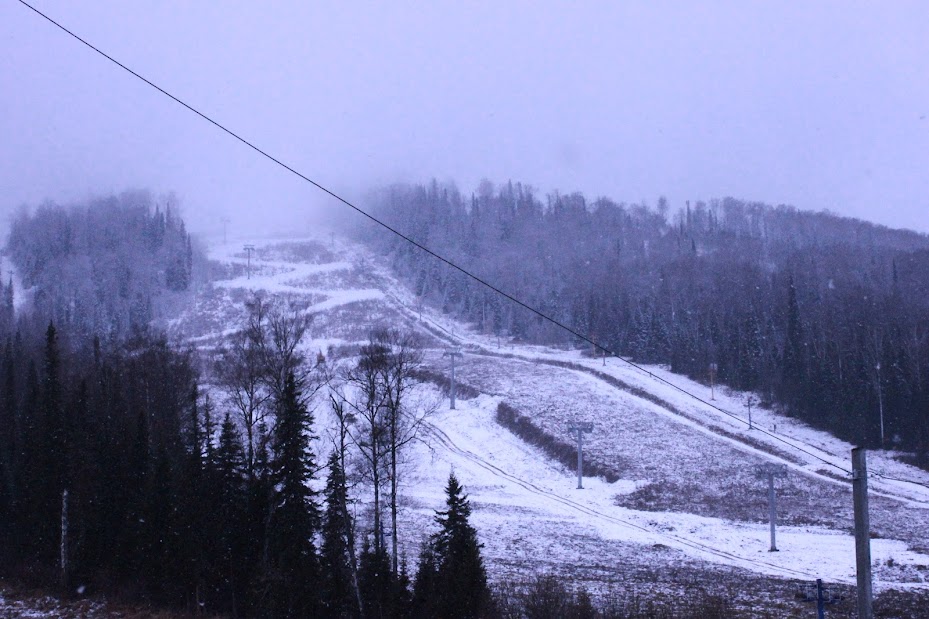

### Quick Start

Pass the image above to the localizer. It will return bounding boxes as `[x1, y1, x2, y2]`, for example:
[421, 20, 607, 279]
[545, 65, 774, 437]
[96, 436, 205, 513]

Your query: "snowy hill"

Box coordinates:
[167, 231, 929, 611]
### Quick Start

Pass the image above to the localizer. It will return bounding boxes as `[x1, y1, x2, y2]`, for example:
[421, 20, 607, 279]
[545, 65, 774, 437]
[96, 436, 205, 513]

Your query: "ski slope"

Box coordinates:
[168, 232, 929, 597]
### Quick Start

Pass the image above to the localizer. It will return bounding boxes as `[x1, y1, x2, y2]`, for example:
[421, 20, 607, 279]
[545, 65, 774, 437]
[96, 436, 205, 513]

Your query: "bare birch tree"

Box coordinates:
[341, 327, 433, 576]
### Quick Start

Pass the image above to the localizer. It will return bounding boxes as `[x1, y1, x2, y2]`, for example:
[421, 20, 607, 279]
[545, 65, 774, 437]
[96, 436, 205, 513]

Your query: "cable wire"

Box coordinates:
[18, 0, 929, 491]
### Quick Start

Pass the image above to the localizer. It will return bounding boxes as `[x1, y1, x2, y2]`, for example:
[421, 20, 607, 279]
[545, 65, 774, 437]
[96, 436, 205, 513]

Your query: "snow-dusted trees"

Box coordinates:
[7, 192, 201, 339]
[361, 181, 929, 456]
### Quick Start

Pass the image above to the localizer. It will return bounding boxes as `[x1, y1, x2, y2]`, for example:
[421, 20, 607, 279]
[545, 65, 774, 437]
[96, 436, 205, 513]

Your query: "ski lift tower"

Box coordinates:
[754, 462, 788, 551]
[243, 244, 255, 279]
[567, 421, 594, 489]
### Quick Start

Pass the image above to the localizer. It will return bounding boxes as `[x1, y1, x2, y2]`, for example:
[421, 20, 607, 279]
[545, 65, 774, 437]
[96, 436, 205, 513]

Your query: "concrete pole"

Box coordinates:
[852, 448, 873, 619]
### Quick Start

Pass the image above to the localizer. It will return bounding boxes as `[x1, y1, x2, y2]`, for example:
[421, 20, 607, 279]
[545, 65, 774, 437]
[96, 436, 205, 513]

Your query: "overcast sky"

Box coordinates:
[1, 1, 927, 237]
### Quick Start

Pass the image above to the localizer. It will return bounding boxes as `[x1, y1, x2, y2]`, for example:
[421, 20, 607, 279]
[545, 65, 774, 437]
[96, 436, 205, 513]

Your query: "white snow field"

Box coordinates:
[167, 231, 929, 606]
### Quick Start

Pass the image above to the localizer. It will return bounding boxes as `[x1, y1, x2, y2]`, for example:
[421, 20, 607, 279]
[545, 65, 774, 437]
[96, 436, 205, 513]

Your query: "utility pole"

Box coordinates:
[443, 347, 462, 410]
[243, 244, 255, 280]
[746, 395, 755, 430]
[567, 422, 594, 489]
[852, 448, 874, 619]
[220, 216, 230, 245]
[754, 463, 787, 551]
[708, 362, 718, 400]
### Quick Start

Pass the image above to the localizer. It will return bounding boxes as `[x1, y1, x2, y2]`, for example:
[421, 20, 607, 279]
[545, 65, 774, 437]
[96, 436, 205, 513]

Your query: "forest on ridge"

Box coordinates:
[359, 180, 929, 460]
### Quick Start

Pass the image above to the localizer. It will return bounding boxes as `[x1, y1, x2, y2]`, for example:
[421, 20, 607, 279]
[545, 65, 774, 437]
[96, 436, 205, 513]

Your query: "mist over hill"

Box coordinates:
[357, 180, 929, 458]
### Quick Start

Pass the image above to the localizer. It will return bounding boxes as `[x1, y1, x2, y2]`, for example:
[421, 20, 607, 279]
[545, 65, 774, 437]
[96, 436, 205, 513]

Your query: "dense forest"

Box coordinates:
[0, 196, 495, 618]
[359, 181, 929, 459]
[6, 191, 198, 340]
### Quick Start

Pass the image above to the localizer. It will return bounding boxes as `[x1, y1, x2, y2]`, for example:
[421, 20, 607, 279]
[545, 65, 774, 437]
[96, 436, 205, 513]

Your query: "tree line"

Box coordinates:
[357, 180, 929, 459]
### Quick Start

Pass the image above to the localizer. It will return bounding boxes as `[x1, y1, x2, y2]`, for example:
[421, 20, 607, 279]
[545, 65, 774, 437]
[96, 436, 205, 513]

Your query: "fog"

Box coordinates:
[1, 1, 927, 237]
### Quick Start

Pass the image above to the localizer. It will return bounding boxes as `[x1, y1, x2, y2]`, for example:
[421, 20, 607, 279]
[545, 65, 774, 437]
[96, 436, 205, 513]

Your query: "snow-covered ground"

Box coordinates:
[168, 231, 929, 601]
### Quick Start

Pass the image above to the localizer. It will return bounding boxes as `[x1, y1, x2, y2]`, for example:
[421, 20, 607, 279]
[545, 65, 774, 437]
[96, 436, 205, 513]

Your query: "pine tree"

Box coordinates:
[358, 537, 396, 619]
[395, 556, 413, 618]
[411, 542, 439, 618]
[320, 452, 358, 617]
[415, 473, 489, 619]
[215, 413, 246, 504]
[243, 420, 272, 614]
[262, 372, 321, 617]
[35, 322, 66, 564]
[211, 412, 247, 614]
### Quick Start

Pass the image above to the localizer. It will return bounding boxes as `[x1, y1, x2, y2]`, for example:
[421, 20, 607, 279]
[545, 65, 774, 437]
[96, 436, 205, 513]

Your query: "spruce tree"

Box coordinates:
[416, 473, 489, 619]
[358, 537, 396, 619]
[320, 452, 358, 617]
[243, 420, 273, 615]
[411, 542, 438, 618]
[262, 372, 321, 617]
[212, 412, 247, 613]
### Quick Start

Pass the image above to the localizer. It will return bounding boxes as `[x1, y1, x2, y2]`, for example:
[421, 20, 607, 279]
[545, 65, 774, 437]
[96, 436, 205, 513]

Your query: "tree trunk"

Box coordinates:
[372, 453, 381, 555]
[339, 465, 363, 616]
[60, 488, 69, 591]
[390, 438, 398, 577]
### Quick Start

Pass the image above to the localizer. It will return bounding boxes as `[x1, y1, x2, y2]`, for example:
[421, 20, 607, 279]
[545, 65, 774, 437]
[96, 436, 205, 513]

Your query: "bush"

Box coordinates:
[496, 402, 620, 483]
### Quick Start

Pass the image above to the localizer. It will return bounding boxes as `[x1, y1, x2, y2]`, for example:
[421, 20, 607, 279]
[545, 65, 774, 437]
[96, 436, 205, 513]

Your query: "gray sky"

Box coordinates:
[2, 1, 927, 237]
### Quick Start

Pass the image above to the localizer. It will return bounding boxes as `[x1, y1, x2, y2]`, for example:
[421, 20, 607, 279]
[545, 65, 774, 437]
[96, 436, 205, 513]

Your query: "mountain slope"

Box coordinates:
[167, 231, 929, 610]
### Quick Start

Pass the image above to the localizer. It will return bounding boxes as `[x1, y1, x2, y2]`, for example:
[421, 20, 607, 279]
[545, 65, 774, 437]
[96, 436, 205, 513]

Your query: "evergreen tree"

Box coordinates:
[44, 323, 65, 484]
[243, 420, 273, 615]
[211, 412, 247, 614]
[358, 537, 397, 619]
[320, 453, 358, 617]
[415, 473, 489, 619]
[261, 372, 321, 617]
[395, 556, 413, 618]
[411, 542, 439, 618]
